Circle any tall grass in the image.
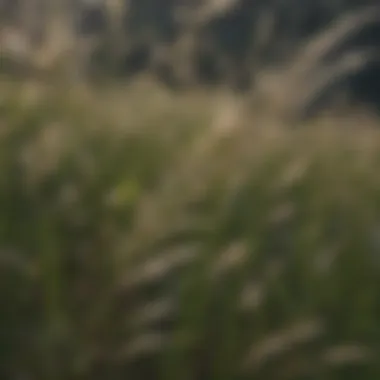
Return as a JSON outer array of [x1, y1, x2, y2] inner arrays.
[[1, 79, 380, 380]]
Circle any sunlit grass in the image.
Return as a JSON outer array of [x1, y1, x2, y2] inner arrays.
[[1, 80, 380, 380]]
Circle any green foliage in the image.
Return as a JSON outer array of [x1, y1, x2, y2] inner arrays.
[[0, 82, 380, 380]]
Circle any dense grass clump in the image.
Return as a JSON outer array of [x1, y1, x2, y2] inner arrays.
[[0, 80, 380, 380]]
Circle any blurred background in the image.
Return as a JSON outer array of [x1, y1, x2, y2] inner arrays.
[[1, 1, 380, 379], [1, 0, 380, 109]]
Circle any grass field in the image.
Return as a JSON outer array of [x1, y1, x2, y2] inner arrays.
[[1, 77, 380, 380]]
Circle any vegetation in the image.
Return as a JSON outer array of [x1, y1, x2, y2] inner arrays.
[[2, 1, 380, 113], [1, 77, 380, 379], [1, 2, 380, 379]]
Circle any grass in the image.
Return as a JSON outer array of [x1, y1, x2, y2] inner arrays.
[[1, 78, 380, 380]]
